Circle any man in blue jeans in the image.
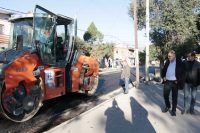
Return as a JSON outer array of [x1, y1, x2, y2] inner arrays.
[[183, 52, 200, 114], [121, 59, 130, 94]]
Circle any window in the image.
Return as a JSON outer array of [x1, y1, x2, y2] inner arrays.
[[56, 25, 65, 41], [0, 24, 4, 34]]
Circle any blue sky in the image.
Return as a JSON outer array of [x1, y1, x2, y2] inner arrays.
[[0, 0, 146, 49]]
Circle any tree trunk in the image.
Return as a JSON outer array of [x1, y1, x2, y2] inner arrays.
[[159, 56, 165, 76]]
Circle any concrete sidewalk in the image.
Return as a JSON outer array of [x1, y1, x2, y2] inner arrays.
[[99, 68, 121, 75], [46, 83, 200, 133]]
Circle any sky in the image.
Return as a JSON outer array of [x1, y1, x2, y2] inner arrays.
[[0, 0, 146, 49]]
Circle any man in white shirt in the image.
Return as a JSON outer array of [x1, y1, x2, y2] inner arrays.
[[161, 50, 185, 116]]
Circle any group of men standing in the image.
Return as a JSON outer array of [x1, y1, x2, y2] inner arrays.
[[161, 50, 200, 116]]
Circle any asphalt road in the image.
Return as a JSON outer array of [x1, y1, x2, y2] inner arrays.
[[0, 70, 136, 133]]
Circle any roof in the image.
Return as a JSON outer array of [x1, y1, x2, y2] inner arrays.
[[56, 14, 74, 25], [9, 13, 33, 21], [0, 9, 14, 15]]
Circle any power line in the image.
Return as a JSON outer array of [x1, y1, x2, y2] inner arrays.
[[78, 28, 132, 45], [77, 28, 86, 32], [0, 6, 26, 14]]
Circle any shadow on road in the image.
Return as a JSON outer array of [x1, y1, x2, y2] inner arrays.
[[130, 97, 156, 133], [104, 99, 133, 133], [104, 98, 156, 133]]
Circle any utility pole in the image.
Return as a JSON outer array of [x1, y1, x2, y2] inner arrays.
[[133, 0, 139, 88], [145, 0, 150, 82]]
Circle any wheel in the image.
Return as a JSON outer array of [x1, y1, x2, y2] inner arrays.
[[0, 79, 43, 122], [85, 76, 99, 96]]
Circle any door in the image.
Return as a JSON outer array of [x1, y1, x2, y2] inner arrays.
[[33, 5, 66, 100], [33, 5, 57, 65]]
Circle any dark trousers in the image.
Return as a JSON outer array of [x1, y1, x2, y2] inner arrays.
[[163, 81, 178, 111]]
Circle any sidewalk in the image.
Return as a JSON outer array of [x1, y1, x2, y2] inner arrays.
[[99, 67, 121, 75], [46, 83, 200, 133]]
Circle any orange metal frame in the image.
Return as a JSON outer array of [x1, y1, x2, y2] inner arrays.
[[3, 52, 99, 101]]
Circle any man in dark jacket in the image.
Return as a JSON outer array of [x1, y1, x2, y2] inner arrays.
[[161, 50, 185, 116], [183, 52, 200, 114]]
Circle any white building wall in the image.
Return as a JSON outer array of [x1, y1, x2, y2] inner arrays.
[[0, 19, 11, 35], [113, 47, 135, 67], [0, 13, 11, 48]]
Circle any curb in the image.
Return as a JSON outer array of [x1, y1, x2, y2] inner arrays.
[[99, 68, 121, 75]]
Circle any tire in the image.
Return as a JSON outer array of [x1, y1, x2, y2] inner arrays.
[[0, 79, 44, 122]]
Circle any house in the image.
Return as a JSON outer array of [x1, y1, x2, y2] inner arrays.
[[0, 9, 13, 48], [113, 46, 135, 67]]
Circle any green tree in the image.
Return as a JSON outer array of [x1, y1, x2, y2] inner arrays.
[[83, 31, 92, 42], [172, 39, 198, 58], [83, 22, 104, 43], [139, 45, 159, 65], [149, 44, 159, 61], [197, 14, 200, 46], [75, 37, 92, 55], [129, 0, 200, 67], [196, 14, 200, 53], [75, 37, 114, 59], [90, 43, 114, 60]]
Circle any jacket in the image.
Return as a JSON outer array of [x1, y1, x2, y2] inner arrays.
[[161, 58, 185, 89], [184, 60, 200, 87], [121, 64, 130, 79]]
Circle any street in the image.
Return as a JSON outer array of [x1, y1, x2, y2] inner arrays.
[[0, 69, 135, 133], [1, 66, 200, 133]]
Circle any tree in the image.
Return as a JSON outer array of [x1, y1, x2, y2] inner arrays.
[[149, 44, 159, 61], [75, 37, 92, 55], [75, 37, 114, 60], [197, 14, 200, 47], [139, 45, 159, 65], [129, 0, 200, 67], [83, 22, 104, 43], [90, 43, 114, 60], [172, 39, 198, 58], [83, 31, 92, 42]]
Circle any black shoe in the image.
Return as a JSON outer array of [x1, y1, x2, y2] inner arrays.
[[162, 107, 170, 113], [170, 111, 176, 116]]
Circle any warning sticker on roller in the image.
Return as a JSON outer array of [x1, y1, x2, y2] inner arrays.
[[44, 70, 55, 89]]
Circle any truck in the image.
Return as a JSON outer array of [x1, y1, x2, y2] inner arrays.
[[0, 5, 99, 122]]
